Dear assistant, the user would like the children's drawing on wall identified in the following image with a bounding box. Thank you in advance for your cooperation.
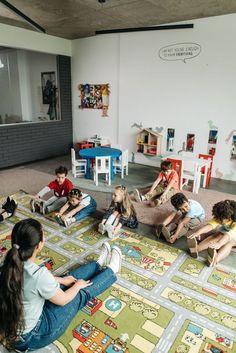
[41,71,58,120]
[131,122,143,130]
[207,129,218,156]
[166,128,175,152]
[155,126,163,133]
[78,83,110,117]
[186,134,195,152]
[159,42,201,64]
[230,132,236,160]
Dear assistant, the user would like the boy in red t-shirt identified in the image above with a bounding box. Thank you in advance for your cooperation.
[135,160,179,206]
[31,166,73,214]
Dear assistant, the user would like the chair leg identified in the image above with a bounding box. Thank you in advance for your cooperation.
[121,167,124,179]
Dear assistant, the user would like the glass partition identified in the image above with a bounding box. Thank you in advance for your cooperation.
[0,47,60,125]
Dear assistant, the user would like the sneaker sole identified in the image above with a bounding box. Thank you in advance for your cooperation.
[134,189,142,202]
[187,238,198,258]
[207,247,217,267]
[162,226,171,242]
[98,224,106,235]
[111,246,122,272]
[155,224,163,239]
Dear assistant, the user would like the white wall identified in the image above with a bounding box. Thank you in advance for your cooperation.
[0,23,71,56]
[71,35,120,144]
[72,14,236,181]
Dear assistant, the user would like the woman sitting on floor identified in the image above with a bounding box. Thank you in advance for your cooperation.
[0,218,122,351]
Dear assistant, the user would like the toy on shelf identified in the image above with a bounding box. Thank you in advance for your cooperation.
[136,128,162,156]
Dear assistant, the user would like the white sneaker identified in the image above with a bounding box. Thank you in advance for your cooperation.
[98,223,106,235]
[64,217,76,227]
[108,246,122,274]
[97,242,111,267]
[30,199,36,213]
[134,189,145,202]
[105,224,116,239]
[39,200,47,215]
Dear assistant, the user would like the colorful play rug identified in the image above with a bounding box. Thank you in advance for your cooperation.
[0,191,236,353]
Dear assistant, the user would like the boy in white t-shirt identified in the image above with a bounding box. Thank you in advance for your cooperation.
[156,192,205,243]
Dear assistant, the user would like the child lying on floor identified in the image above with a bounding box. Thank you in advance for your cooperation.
[55,188,97,227]
[156,193,205,243]
[98,185,138,239]
[134,160,179,207]
[187,200,236,266]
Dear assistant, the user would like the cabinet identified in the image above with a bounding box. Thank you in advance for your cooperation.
[136,128,162,156]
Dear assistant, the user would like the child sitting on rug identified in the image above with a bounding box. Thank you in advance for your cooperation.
[0,196,17,223]
[0,218,122,352]
[156,193,205,243]
[98,185,138,239]
[55,188,97,227]
[31,166,73,215]
[135,160,179,207]
[187,200,236,266]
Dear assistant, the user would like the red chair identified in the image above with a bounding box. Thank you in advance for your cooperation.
[198,154,213,187]
[80,143,94,149]
[166,158,183,189]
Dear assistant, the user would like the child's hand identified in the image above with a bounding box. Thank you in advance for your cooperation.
[61,215,67,221]
[75,279,92,290]
[60,275,76,287]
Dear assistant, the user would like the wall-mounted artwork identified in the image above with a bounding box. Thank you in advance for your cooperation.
[41,71,58,120]
[166,128,175,152]
[186,133,195,152]
[230,133,236,160]
[78,83,110,117]
[207,129,218,156]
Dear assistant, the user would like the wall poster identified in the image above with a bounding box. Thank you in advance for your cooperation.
[78,83,110,117]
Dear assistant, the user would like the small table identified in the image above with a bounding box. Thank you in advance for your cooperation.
[79,147,121,179]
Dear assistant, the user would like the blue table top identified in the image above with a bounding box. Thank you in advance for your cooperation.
[79,147,121,158]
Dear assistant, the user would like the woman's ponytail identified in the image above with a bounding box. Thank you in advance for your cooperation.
[0,219,43,345]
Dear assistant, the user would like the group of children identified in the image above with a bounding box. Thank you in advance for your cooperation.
[134,160,236,267]
[1,162,235,266]
[0,161,235,351]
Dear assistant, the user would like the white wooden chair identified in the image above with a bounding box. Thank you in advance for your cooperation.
[93,156,111,186]
[181,160,201,193]
[71,148,87,177]
[113,149,129,179]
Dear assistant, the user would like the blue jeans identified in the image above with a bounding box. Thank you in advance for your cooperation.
[12,262,116,352]
[74,197,97,222]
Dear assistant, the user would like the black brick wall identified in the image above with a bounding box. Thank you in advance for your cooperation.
[0,55,73,168]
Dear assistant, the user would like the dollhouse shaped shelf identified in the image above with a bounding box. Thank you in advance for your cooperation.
[136,128,162,156]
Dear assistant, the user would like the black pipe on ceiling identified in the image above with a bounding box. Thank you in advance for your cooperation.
[0,0,46,33]
[96,23,193,35]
